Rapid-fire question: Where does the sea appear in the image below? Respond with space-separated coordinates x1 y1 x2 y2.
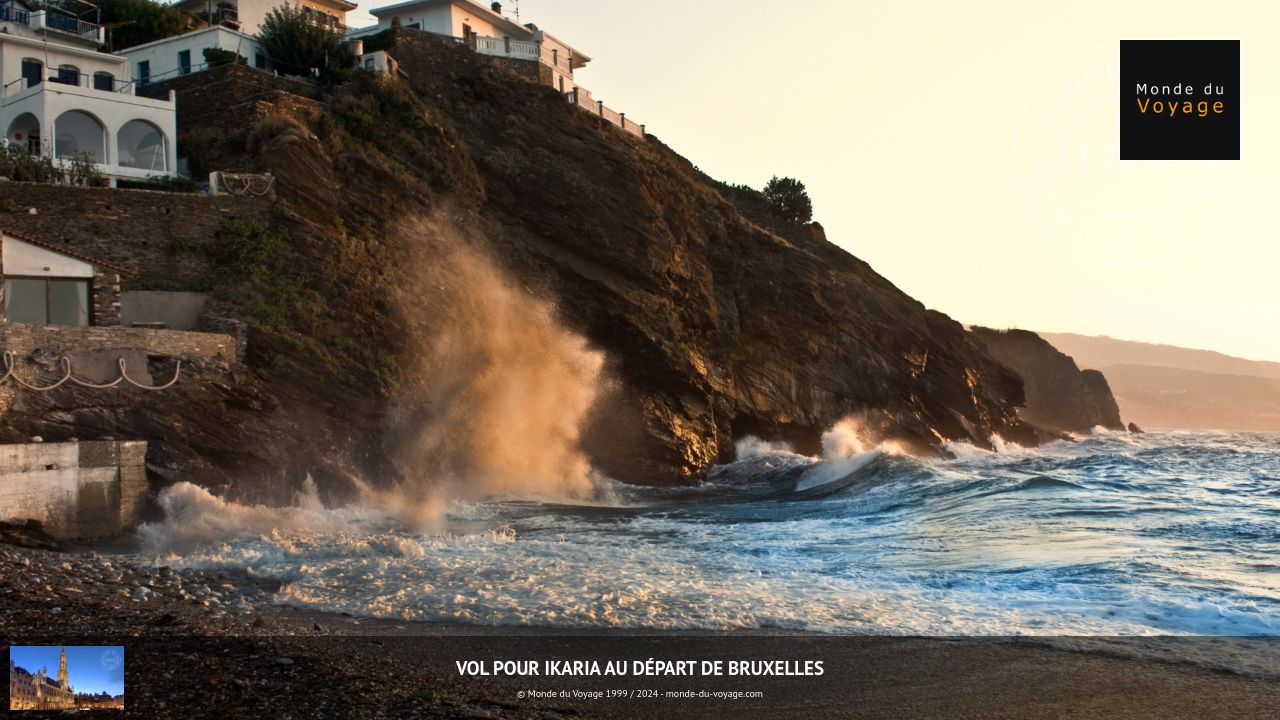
138 431 1279 639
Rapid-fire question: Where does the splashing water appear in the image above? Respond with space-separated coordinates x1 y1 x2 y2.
382 217 608 524
139 426 1280 642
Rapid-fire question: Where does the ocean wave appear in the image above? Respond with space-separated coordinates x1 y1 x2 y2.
133 431 1280 651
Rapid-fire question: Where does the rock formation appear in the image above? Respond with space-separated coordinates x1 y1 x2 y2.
0 32 1103 500
969 327 1124 435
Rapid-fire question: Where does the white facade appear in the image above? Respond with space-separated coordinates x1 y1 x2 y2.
361 0 590 93
359 49 398 76
368 0 519 39
119 26 268 86
170 0 359 36
2 235 94 278
0 8 178 181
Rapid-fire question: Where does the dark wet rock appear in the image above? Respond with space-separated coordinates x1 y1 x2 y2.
969 328 1125 435
1128 422 1145 434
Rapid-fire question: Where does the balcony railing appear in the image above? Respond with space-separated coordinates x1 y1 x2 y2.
43 9 98 39
472 35 541 62
0 4 31 25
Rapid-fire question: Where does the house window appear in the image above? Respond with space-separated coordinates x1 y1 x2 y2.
364 57 375 70
54 65 80 86
254 52 266 69
178 50 191 75
4 278 90 326
137 60 150 85
20 59 42 88
93 72 114 91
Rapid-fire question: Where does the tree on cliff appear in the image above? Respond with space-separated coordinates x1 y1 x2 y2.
259 6 356 84
762 176 814 225
96 0 189 52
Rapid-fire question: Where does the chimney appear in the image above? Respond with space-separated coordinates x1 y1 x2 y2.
491 2 502 14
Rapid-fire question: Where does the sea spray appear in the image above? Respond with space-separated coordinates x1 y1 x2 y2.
142 215 612 550
138 477 390 555
383 217 608 522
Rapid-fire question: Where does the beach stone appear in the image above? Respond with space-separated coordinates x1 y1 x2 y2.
275 657 295 666
458 709 492 719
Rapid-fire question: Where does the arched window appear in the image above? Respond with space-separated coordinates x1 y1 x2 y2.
54 64 80 86
117 119 166 171
54 110 106 163
6 113 41 154
92 72 114 91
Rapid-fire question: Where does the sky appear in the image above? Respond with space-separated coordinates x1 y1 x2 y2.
9 646 125 695
353 1 1279 362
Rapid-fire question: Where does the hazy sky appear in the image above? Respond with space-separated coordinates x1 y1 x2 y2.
357 1 1278 362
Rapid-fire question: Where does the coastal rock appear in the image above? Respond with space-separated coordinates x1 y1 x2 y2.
0 44 1050 495
969 328 1125 435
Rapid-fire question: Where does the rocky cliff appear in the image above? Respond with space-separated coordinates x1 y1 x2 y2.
2 32 1064 500
969 327 1124 435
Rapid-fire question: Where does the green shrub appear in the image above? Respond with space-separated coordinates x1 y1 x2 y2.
259 6 356 85
203 47 247 68
762 176 813 224
117 174 201 193
0 144 103 186
97 0 189 52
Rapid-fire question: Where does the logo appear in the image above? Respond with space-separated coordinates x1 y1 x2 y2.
100 648 122 671
1120 40 1239 160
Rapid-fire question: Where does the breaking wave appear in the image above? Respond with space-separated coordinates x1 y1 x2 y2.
137 430 1280 645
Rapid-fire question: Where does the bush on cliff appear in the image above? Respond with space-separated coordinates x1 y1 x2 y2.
259 6 357 84
762 175 814 224
97 0 189 52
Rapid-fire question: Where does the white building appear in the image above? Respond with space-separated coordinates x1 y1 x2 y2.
169 0 358 36
0 0 178 181
115 0 358 85
362 0 590 94
120 25 267 86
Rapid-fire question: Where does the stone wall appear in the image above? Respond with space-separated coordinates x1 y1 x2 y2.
91 268 123 327
0 323 237 361
0 440 148 539
138 63 321 127
121 291 211 330
0 182 270 284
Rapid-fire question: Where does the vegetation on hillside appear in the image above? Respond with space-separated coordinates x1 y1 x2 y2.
762 175 814 224
0 144 103 187
259 6 356 84
96 0 189 52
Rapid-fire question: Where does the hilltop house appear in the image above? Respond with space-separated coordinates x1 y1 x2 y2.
363 0 590 95
0 0 178 181
169 0 357 35
118 0 364 84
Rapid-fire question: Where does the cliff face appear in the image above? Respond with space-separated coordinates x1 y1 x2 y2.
2 33 1058 498
969 327 1124 435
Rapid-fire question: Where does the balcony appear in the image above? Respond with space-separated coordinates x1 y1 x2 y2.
42 8 99 40
0 3 31 25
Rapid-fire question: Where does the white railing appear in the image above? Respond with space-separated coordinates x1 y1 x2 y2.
2 76 138 100
568 88 644 139
473 35 541 62
466 33 648 140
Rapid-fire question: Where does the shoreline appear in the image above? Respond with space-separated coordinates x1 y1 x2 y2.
3 542 1279 719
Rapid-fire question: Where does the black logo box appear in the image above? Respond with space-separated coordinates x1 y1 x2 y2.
1120 40 1239 160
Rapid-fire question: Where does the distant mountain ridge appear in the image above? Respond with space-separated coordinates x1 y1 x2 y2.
1041 333 1280 381
1037 333 1280 432
970 328 1125 434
